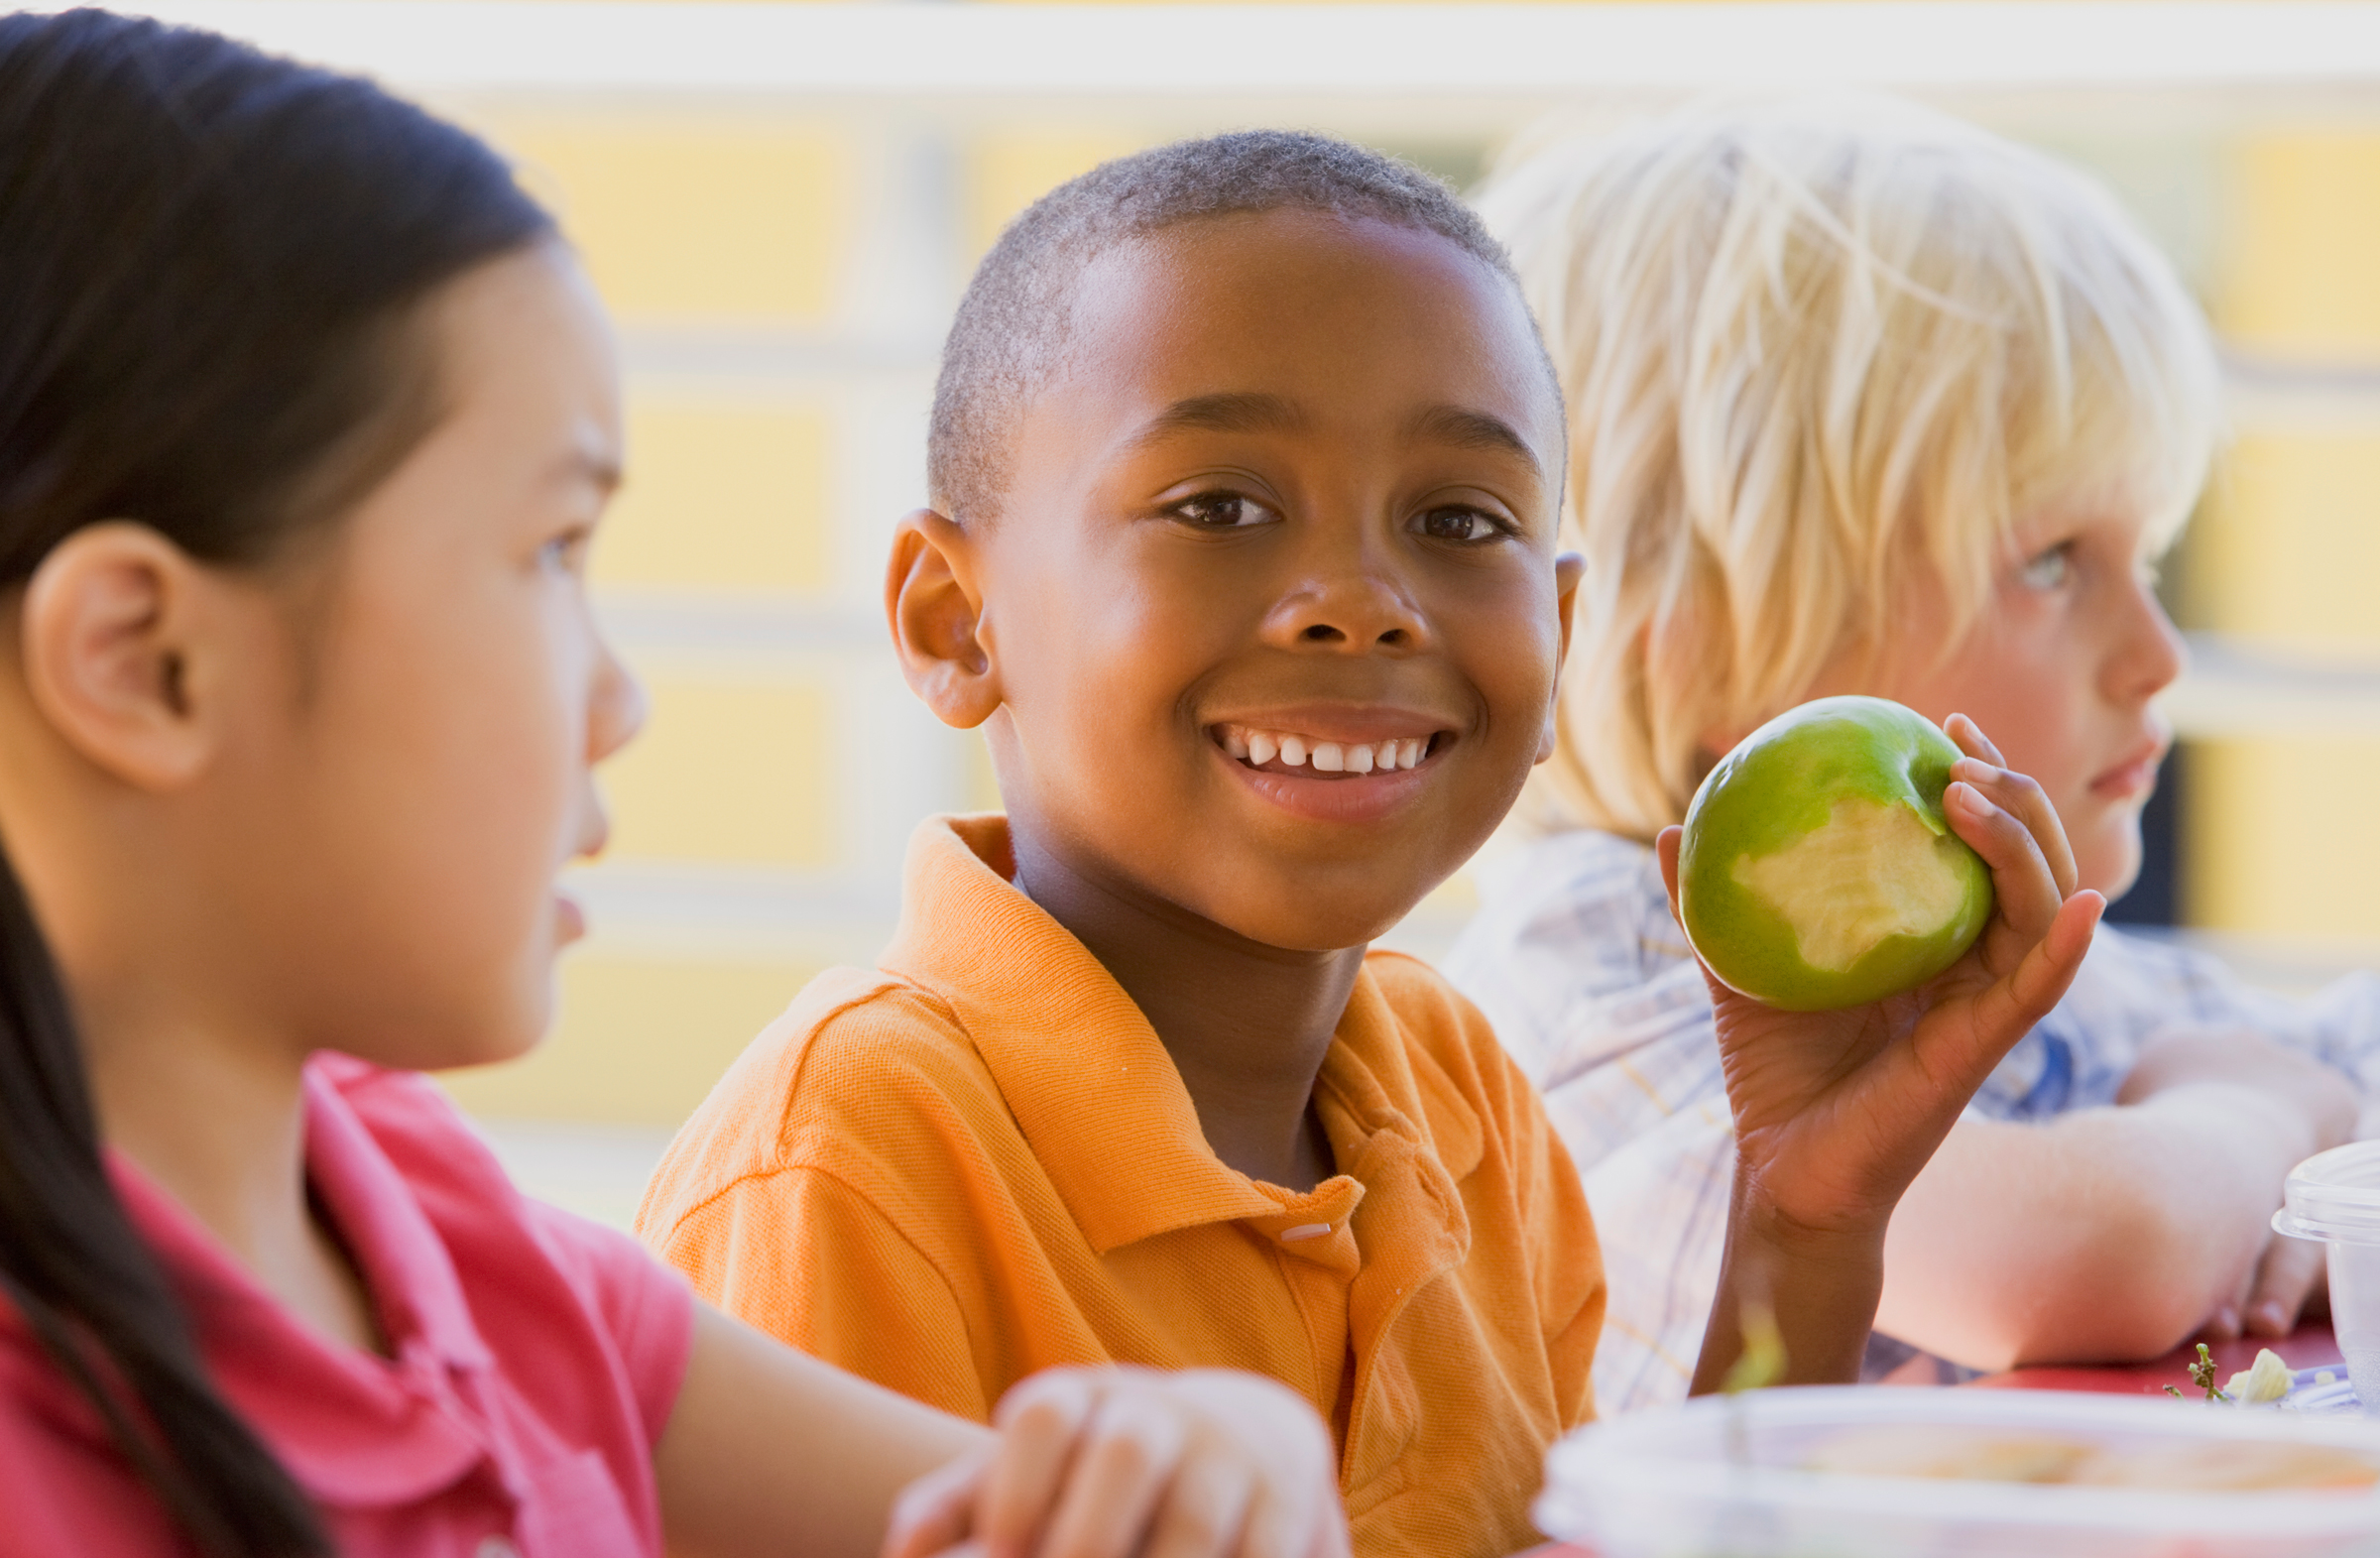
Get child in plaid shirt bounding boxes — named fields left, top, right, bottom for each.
left=1450, top=95, right=2375, bottom=1413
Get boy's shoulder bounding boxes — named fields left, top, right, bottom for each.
left=637, top=963, right=1010, bottom=1231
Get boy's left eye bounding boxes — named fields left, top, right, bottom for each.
left=1414, top=506, right=1505, bottom=543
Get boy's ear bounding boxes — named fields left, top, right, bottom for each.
left=1536, top=550, right=1587, bottom=765
left=18, top=521, right=223, bottom=791
left=886, top=509, right=1003, bottom=730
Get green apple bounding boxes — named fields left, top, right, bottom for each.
left=1678, top=695, right=1993, bottom=1012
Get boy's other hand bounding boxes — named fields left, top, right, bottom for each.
left=1659, top=712, right=2103, bottom=1244
left=882, top=1367, right=1348, bottom=1558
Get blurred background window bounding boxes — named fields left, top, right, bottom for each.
left=127, top=0, right=2380, bottom=1224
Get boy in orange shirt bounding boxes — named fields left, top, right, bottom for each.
left=638, top=131, right=2099, bottom=1558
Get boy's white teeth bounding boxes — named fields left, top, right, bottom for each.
left=1219, top=725, right=1434, bottom=775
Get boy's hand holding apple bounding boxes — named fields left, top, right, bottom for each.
left=1659, top=708, right=2104, bottom=1391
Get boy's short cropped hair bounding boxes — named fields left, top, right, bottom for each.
left=928, top=129, right=1533, bottom=526
left=1480, top=96, right=2221, bottom=840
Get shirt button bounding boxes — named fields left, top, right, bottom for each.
left=1280, top=1223, right=1332, bottom=1243
left=477, top=1538, right=522, bottom=1558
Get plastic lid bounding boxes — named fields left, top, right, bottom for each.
left=2274, top=1140, right=2380, bottom=1244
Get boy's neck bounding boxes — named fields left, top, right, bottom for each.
left=1011, top=825, right=1359, bottom=1193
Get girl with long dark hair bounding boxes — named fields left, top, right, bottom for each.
left=0, top=12, right=1344, bottom=1557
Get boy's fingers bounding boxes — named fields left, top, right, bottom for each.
left=1944, top=712, right=2008, bottom=770
left=1948, top=890, right=2101, bottom=1079
left=980, top=1373, right=1103, bottom=1558
left=1949, top=758, right=2078, bottom=899
left=1036, top=1388, right=1185, bottom=1558
left=1655, top=825, right=1684, bottom=927
left=2246, top=1235, right=2326, bottom=1339
left=1945, top=782, right=2064, bottom=941
left=884, top=1451, right=991, bottom=1558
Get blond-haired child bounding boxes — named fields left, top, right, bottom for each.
left=1448, top=95, right=2374, bottom=1413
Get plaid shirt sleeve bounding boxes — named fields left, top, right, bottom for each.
left=1446, top=829, right=2380, bottom=1414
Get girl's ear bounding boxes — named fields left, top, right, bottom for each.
left=18, top=522, right=225, bottom=790
left=886, top=509, right=1003, bottom=730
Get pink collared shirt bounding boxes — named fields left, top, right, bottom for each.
left=0, top=1054, right=694, bottom=1558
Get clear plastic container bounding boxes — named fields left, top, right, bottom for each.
left=1535, top=1385, right=2380, bottom=1558
left=2275, top=1139, right=2380, bottom=1414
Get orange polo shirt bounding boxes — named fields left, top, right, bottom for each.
left=637, top=816, right=1605, bottom=1558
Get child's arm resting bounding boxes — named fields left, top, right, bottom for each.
left=1877, top=1028, right=2358, bottom=1371
left=1661, top=714, right=2104, bottom=1395
left=654, top=1307, right=1348, bottom=1558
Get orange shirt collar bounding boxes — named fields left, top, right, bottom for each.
left=881, top=816, right=1484, bottom=1252
left=883, top=814, right=1277, bottom=1252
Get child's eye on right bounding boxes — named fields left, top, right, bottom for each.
left=2019, top=542, right=2074, bottom=590
left=1169, top=493, right=1280, bottom=529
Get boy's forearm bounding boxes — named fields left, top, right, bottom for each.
left=1875, top=1092, right=2321, bottom=1371
left=1691, top=1185, right=1885, bottom=1396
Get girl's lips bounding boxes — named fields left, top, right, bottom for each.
left=554, top=890, right=587, bottom=944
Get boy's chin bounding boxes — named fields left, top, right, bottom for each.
left=1198, top=892, right=1419, bottom=956
left=2075, top=819, right=2144, bottom=905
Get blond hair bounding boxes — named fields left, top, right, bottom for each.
left=1482, top=97, right=2220, bottom=841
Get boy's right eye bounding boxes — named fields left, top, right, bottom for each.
left=1167, top=492, right=1282, bottom=530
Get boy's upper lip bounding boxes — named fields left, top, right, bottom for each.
left=1203, top=702, right=1458, bottom=744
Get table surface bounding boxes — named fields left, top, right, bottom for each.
left=1513, top=1322, right=2349, bottom=1558
left=1964, top=1319, right=2342, bottom=1397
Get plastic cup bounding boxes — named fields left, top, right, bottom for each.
left=2275, top=1140, right=2380, bottom=1414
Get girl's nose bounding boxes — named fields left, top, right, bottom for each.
left=589, top=636, right=648, bottom=762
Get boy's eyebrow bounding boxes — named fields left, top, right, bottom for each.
left=1120, top=394, right=1540, bottom=476
left=1405, top=404, right=1541, bottom=474
left=1124, top=391, right=1310, bottom=449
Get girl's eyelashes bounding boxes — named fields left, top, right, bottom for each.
left=2018, top=539, right=2076, bottom=591
left=539, top=526, right=595, bottom=576
left=1412, top=505, right=1510, bottom=543
left=1166, top=491, right=1281, bottom=530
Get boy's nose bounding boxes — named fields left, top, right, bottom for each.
left=1266, top=581, right=1427, bottom=653
left=1262, top=532, right=1430, bottom=653
left=2109, top=574, right=2186, bottom=703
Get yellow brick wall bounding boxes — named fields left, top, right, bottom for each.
left=2184, top=132, right=2380, bottom=942
left=498, top=116, right=848, bottom=322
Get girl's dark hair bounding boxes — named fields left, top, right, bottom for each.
left=0, top=11, right=552, bottom=1554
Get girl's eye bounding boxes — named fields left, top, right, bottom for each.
left=540, top=529, right=593, bottom=575
left=1169, top=492, right=1280, bottom=530
left=1415, top=506, right=1505, bottom=543
left=2019, top=541, right=2074, bottom=590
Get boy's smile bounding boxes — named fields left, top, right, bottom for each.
left=934, top=209, right=1578, bottom=954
